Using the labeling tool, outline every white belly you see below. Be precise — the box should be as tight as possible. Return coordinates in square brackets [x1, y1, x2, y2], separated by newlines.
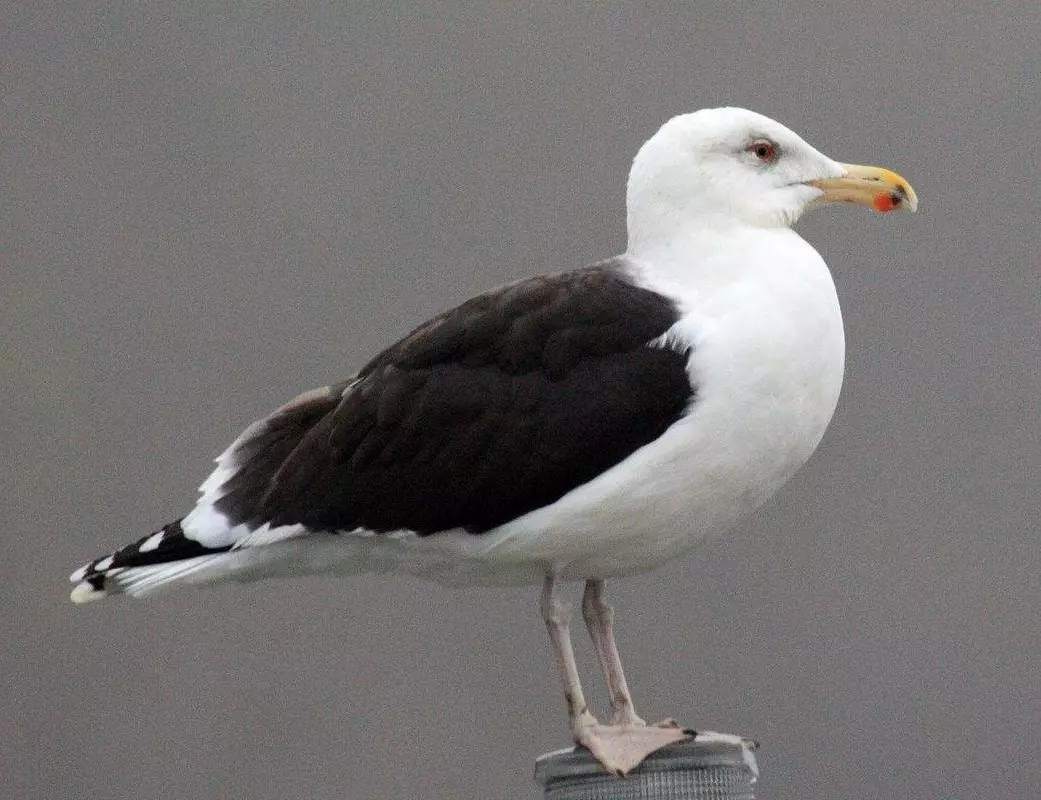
[211, 232, 846, 590]
[359, 234, 846, 585]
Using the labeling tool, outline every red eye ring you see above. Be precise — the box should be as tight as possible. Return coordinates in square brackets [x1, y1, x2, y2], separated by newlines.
[747, 139, 778, 164]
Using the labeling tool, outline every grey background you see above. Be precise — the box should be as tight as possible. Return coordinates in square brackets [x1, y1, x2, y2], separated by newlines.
[3, 3, 1038, 799]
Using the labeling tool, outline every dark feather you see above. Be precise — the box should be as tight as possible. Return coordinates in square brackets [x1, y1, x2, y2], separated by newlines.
[76, 520, 232, 588]
[214, 260, 694, 535]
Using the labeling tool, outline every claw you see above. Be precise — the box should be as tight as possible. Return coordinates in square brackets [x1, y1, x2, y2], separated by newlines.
[573, 719, 692, 776]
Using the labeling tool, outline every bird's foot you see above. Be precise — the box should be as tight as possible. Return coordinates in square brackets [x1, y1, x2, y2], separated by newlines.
[572, 715, 692, 776]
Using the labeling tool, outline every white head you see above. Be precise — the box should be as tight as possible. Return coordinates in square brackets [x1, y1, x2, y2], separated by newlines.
[626, 107, 916, 250]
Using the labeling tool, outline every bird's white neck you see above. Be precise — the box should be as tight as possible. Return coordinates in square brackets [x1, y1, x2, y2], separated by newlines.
[625, 171, 729, 258]
[624, 221, 818, 307]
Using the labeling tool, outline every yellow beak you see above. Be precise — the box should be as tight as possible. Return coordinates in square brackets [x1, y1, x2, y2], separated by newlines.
[809, 163, 918, 213]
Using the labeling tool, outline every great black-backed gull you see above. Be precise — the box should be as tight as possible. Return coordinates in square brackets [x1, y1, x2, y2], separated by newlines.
[70, 107, 916, 775]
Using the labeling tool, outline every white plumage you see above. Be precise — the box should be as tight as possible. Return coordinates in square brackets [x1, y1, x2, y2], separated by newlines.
[69, 107, 916, 776]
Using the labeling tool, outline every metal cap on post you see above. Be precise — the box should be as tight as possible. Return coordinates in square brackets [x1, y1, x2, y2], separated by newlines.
[534, 733, 759, 800]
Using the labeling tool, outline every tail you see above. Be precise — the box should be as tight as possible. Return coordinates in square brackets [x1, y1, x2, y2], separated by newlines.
[69, 519, 233, 603]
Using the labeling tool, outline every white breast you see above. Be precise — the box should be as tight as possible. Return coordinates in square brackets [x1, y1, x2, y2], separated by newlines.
[375, 228, 846, 585]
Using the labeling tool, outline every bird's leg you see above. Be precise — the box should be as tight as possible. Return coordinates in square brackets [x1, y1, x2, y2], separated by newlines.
[540, 574, 598, 732]
[581, 579, 645, 726]
[541, 575, 690, 776]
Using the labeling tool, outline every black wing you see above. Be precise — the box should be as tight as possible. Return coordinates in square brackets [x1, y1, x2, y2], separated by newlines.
[213, 261, 694, 535]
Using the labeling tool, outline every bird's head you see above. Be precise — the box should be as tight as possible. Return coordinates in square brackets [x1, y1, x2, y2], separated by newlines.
[626, 107, 917, 245]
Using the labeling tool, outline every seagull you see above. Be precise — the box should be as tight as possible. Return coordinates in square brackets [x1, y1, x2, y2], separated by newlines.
[70, 107, 917, 775]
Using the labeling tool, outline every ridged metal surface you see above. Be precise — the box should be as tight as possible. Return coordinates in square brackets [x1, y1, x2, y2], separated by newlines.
[534, 734, 758, 800]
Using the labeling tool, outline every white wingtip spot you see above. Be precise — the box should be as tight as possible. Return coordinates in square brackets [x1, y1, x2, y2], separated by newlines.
[95, 556, 114, 571]
[69, 564, 90, 582]
[138, 532, 164, 553]
[70, 582, 106, 604]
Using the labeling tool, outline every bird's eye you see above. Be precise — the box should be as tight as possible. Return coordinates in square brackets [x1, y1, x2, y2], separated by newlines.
[747, 139, 778, 164]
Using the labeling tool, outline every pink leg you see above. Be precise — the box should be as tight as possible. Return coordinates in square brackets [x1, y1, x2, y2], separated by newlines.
[581, 579, 645, 726]
[540, 575, 690, 776]
[540, 574, 597, 731]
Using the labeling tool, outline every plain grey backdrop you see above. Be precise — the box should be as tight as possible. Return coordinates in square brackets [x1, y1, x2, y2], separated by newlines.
[4, 3, 1039, 798]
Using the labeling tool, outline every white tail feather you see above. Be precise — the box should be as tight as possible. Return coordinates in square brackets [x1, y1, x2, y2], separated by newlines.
[107, 554, 229, 598]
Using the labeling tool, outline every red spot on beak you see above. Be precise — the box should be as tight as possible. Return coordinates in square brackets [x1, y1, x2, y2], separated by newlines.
[873, 193, 898, 213]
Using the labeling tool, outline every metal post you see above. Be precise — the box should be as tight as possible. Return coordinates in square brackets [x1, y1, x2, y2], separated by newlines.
[534, 732, 759, 800]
